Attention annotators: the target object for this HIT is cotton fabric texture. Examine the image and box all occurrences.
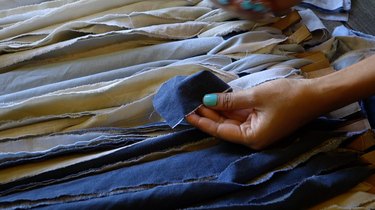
[0,0,374,209]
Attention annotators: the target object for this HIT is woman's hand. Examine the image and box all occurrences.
[186,78,318,150]
[211,0,302,21]
[186,54,375,150]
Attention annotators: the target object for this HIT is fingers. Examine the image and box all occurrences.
[185,112,250,146]
[212,0,301,19]
[195,106,224,123]
[203,91,256,111]
[196,106,243,126]
[221,109,253,122]
[213,0,272,14]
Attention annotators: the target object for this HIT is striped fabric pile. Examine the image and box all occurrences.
[0,0,375,209]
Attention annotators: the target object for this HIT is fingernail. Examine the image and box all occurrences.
[253,3,267,12]
[203,94,218,107]
[240,0,254,10]
[217,0,230,5]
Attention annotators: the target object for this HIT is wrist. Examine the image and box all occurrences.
[308,73,353,117]
[294,78,329,121]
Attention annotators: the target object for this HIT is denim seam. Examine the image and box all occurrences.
[0,176,218,209]
[0,113,96,131]
[245,153,358,205]
[0,137,219,196]
[0,25,213,71]
[3,155,360,209]
[253,167,373,207]
[0,123,176,143]
[248,136,347,185]
[0,136,146,167]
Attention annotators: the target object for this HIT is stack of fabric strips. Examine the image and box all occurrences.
[0,0,375,209]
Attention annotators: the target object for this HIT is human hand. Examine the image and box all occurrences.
[186,78,320,150]
[187,55,375,149]
[211,0,302,22]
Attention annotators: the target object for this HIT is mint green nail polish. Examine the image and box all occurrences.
[203,94,218,107]
[253,3,266,12]
[240,0,254,10]
[218,0,230,5]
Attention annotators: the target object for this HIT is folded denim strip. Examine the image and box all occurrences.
[153,70,231,128]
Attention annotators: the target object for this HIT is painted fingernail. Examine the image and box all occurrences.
[240,0,269,13]
[253,3,266,12]
[217,0,230,5]
[203,94,218,107]
[240,0,254,10]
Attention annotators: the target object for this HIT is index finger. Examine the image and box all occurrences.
[186,113,254,147]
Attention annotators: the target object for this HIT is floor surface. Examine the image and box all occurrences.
[322,0,375,35]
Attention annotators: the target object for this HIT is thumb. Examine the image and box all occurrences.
[203,90,255,111]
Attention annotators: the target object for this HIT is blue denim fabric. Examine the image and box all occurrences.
[0,128,210,196]
[361,96,375,128]
[0,134,145,168]
[11,157,370,210]
[189,151,361,208]
[193,166,373,210]
[153,71,230,128]
[0,123,188,169]
[0,3,372,210]
[0,128,368,209]
[217,130,348,183]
